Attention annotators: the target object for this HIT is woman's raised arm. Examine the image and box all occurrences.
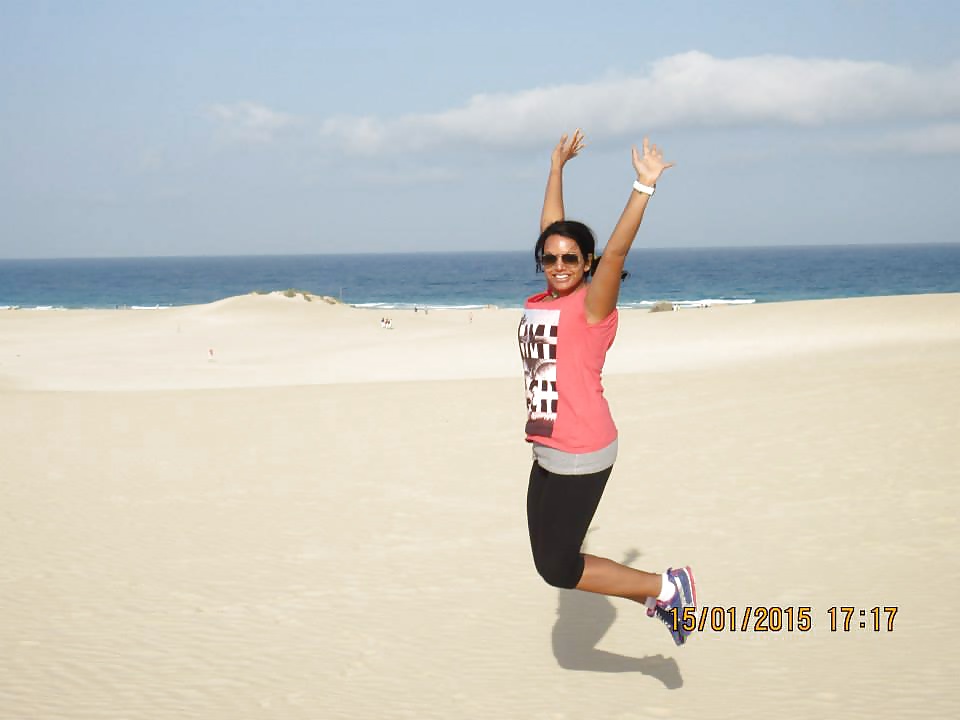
[540,129,585,233]
[585,138,674,324]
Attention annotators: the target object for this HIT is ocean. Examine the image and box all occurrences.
[1,244,958,311]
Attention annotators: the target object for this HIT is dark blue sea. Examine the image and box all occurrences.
[1,245,958,310]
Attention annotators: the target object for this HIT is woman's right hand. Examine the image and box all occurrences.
[551,129,585,171]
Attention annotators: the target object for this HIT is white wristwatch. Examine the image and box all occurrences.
[633,180,656,196]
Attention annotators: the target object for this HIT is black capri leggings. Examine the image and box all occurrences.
[526,461,612,589]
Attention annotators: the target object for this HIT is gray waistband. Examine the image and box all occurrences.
[532,437,618,475]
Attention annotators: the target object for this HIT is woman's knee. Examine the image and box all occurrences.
[533,551,583,589]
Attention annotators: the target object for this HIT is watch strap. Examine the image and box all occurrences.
[633,179,656,196]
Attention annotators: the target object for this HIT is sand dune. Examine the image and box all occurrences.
[1,293,958,718]
[1,291,956,391]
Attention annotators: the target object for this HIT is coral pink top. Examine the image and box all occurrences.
[518,284,618,453]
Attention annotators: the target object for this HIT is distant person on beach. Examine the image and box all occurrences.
[518,129,697,646]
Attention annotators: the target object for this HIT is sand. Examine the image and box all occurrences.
[1,292,958,719]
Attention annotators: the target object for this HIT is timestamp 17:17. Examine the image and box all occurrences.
[828,606,898,632]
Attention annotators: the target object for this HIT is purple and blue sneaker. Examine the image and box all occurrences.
[649,566,697,646]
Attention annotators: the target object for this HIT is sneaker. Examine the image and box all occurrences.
[650,566,697,646]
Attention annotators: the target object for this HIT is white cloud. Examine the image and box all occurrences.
[206,53,960,159]
[316,52,960,153]
[206,101,300,143]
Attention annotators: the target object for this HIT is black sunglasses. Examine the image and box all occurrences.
[541,252,583,266]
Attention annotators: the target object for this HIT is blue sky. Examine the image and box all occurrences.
[2,0,959,258]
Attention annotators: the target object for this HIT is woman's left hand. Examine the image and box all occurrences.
[632,137,674,187]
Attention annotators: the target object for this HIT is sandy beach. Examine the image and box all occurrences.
[2,292,958,719]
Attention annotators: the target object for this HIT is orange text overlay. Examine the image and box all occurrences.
[669,606,899,633]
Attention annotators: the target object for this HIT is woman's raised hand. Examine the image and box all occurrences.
[551,129,585,171]
[632,137,674,187]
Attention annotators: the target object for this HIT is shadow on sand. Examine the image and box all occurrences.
[550,548,683,689]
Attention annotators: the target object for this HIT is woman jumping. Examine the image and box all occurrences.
[518,129,696,646]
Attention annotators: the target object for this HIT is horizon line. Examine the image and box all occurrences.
[4,241,959,263]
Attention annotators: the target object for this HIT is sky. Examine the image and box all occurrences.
[2,0,959,259]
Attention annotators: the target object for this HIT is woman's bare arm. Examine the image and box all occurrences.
[585,138,674,324]
[540,129,585,232]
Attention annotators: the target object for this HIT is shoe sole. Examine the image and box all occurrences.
[667,566,698,646]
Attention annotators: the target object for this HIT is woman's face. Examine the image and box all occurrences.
[542,234,590,297]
